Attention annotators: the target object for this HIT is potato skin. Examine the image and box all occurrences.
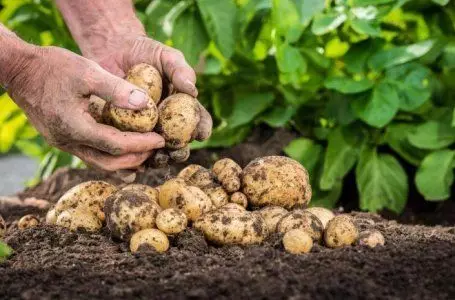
[305,207,335,229]
[156,93,201,149]
[147,149,170,168]
[122,184,159,203]
[126,63,163,103]
[283,229,313,254]
[156,208,188,235]
[88,95,106,123]
[130,228,169,253]
[17,215,39,230]
[242,156,312,209]
[222,203,246,211]
[194,206,268,245]
[230,192,248,208]
[358,230,385,248]
[277,210,323,241]
[177,164,205,182]
[104,190,162,240]
[56,209,102,232]
[204,186,229,208]
[45,209,57,225]
[212,158,242,193]
[324,215,359,248]
[55,181,117,222]
[0,214,6,238]
[257,206,288,234]
[169,146,191,163]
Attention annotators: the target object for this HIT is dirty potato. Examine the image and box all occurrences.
[104,190,162,240]
[358,230,385,248]
[55,181,117,222]
[222,203,246,211]
[177,164,205,182]
[130,228,169,253]
[156,93,201,149]
[122,184,159,203]
[0,214,5,238]
[156,208,188,235]
[277,210,323,241]
[194,206,268,245]
[56,209,102,232]
[17,215,39,230]
[305,207,335,229]
[204,185,229,208]
[88,95,106,123]
[45,208,57,225]
[126,63,163,103]
[242,156,312,209]
[283,229,313,254]
[169,146,191,163]
[212,158,242,193]
[257,206,288,234]
[147,149,170,168]
[324,215,359,249]
[230,192,248,208]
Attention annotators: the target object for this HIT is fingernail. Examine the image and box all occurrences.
[129,89,147,107]
[184,79,196,95]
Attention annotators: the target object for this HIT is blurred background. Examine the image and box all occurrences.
[0,0,454,215]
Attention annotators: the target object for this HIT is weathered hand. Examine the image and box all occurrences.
[7,45,165,171]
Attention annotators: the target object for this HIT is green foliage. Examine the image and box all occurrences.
[1,0,455,213]
[0,241,13,261]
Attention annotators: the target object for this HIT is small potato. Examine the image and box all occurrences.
[156,208,188,235]
[324,215,359,249]
[147,149,170,168]
[204,185,229,208]
[242,156,312,209]
[177,164,205,182]
[122,184,159,203]
[56,209,102,232]
[169,146,191,163]
[257,206,288,234]
[212,158,242,193]
[283,229,313,254]
[88,95,106,123]
[130,228,169,253]
[45,209,58,225]
[358,230,385,248]
[230,192,248,208]
[305,207,335,229]
[194,206,268,245]
[158,179,212,222]
[18,215,39,230]
[277,210,323,241]
[182,167,215,190]
[156,93,201,149]
[0,214,6,238]
[55,181,117,222]
[126,63,163,103]
[104,190,162,240]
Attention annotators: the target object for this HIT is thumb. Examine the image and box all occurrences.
[91,66,149,110]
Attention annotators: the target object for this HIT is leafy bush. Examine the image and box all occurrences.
[1,0,455,213]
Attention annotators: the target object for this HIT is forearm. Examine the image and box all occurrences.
[55,0,145,60]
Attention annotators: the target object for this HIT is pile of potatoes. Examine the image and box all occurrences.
[39,155,384,254]
[89,63,209,166]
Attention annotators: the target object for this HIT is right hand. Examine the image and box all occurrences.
[6,45,165,171]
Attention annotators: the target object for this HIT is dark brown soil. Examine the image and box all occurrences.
[2,127,455,299]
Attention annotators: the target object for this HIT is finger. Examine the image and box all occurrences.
[195,103,213,141]
[161,48,198,97]
[88,64,150,110]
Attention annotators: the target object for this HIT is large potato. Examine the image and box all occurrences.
[257,206,288,233]
[324,215,358,248]
[242,156,312,209]
[277,210,323,241]
[158,178,212,221]
[126,63,163,103]
[305,207,334,229]
[212,158,242,193]
[56,209,102,232]
[104,190,162,240]
[194,206,268,245]
[156,93,201,149]
[122,184,159,203]
[55,181,117,221]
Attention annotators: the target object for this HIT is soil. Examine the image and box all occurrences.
[1,127,455,299]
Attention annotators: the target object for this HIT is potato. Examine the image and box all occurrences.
[222,203,246,211]
[45,208,57,225]
[147,149,170,168]
[177,164,205,182]
[126,63,163,103]
[104,190,162,240]
[169,146,190,163]
[55,181,117,222]
[257,206,288,234]
[283,229,313,254]
[122,184,159,203]
[230,192,248,208]
[324,215,359,248]
[156,93,201,149]
[277,210,323,241]
[17,215,40,230]
[179,166,214,189]
[358,230,385,248]
[242,156,312,209]
[194,206,268,245]
[130,228,169,253]
[305,207,334,229]
[56,209,102,232]
[0,214,6,238]
[158,178,212,222]
[212,158,242,193]
[88,95,106,123]
[156,208,188,235]
[204,186,229,208]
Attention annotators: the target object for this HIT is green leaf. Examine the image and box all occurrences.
[350,19,380,36]
[352,82,400,128]
[284,138,323,175]
[368,40,435,71]
[295,0,325,27]
[0,113,28,153]
[261,106,296,128]
[311,12,347,35]
[344,39,383,74]
[276,43,307,73]
[324,77,374,94]
[452,107,455,127]
[161,0,191,37]
[415,150,455,201]
[325,94,357,125]
[196,0,237,58]
[191,126,251,149]
[351,0,395,4]
[0,242,13,261]
[144,0,180,41]
[431,0,449,5]
[385,63,432,111]
[320,127,363,190]
[227,92,275,128]
[385,123,428,166]
[172,10,210,66]
[356,147,408,213]
[15,140,43,158]
[407,121,455,150]
[310,182,343,208]
[272,0,301,40]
